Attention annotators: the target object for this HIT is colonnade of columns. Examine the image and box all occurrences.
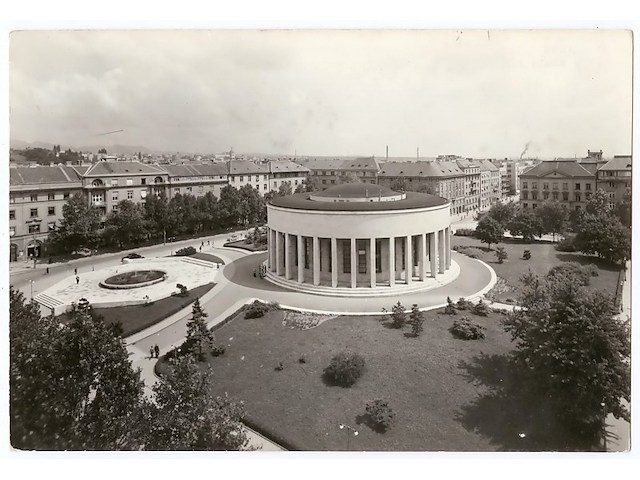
[267,227,451,289]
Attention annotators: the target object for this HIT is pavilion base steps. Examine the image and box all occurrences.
[34,293,64,314]
[180,257,216,269]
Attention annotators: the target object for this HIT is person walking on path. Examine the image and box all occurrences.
[154,344,160,358]
[74,267,77,275]
[75,275,80,285]
[150,346,155,359]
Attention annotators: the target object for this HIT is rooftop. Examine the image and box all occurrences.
[270,183,448,211]
[520,160,594,178]
[600,156,632,172]
[84,161,166,176]
[9,165,83,186]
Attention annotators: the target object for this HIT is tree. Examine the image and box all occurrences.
[184,298,214,360]
[614,188,631,228]
[10,289,147,450]
[144,191,172,238]
[573,212,630,265]
[495,246,507,264]
[276,182,293,197]
[238,184,265,226]
[391,301,406,329]
[48,193,102,253]
[507,209,544,242]
[408,304,425,337]
[502,272,630,447]
[295,176,319,193]
[218,186,242,228]
[485,201,516,227]
[147,355,248,450]
[475,216,504,250]
[390,177,407,192]
[339,171,361,184]
[105,200,148,247]
[537,201,568,242]
[585,189,610,217]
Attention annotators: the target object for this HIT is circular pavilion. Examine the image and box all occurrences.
[265,184,454,296]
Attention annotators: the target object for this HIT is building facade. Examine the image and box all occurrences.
[596,155,632,209]
[268,160,310,192]
[9,166,84,261]
[294,157,380,189]
[266,184,452,295]
[163,163,228,199]
[519,160,596,211]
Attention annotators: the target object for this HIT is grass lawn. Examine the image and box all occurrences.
[58,283,215,338]
[191,252,225,264]
[160,306,516,451]
[451,236,621,304]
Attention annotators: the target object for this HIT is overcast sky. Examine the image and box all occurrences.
[9,30,632,158]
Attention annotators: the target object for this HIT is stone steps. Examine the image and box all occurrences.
[34,293,64,310]
[180,256,216,269]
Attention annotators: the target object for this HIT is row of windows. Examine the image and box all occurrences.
[522,181,592,191]
[10,206,58,220]
[521,191,593,202]
[10,192,72,203]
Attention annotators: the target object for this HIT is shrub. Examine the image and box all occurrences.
[456,297,474,311]
[323,351,365,387]
[444,296,457,315]
[472,299,491,317]
[210,345,226,357]
[523,249,531,260]
[555,237,576,252]
[408,304,425,337]
[365,399,395,431]
[495,246,508,264]
[244,300,270,319]
[390,301,406,329]
[547,263,593,286]
[298,355,307,364]
[175,246,197,256]
[450,317,486,340]
[275,362,284,371]
[454,228,476,237]
[453,245,485,259]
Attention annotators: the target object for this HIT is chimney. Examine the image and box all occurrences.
[386,145,389,161]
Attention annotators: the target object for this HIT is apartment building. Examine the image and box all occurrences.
[455,158,481,214]
[477,159,502,208]
[164,163,228,199]
[597,155,632,208]
[294,156,380,189]
[9,166,84,261]
[519,160,596,211]
[228,160,270,193]
[376,160,466,215]
[268,160,310,192]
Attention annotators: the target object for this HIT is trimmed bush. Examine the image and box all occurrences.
[244,300,270,319]
[555,237,576,252]
[175,283,188,297]
[323,351,365,387]
[210,345,226,357]
[444,296,457,315]
[523,249,531,260]
[472,299,491,317]
[454,228,476,237]
[547,263,594,286]
[408,304,425,337]
[456,297,474,311]
[365,399,395,431]
[450,317,486,340]
[390,301,406,329]
[175,246,197,256]
[495,246,508,264]
[452,245,485,259]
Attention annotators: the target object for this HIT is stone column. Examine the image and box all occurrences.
[445,226,451,269]
[297,234,304,283]
[350,238,357,288]
[438,229,445,274]
[405,235,412,285]
[429,231,437,278]
[313,236,320,286]
[369,237,376,288]
[331,237,338,288]
[419,233,426,281]
[388,236,395,287]
[284,233,292,280]
[275,231,283,276]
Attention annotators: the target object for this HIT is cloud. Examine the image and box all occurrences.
[9,30,633,157]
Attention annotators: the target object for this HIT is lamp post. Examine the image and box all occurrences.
[339,423,358,451]
[601,402,607,452]
[29,280,34,300]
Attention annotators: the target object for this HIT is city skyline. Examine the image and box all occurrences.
[10,30,633,158]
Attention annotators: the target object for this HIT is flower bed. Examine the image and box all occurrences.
[100,270,167,289]
[282,311,335,330]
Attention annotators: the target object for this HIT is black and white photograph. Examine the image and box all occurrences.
[3,15,635,470]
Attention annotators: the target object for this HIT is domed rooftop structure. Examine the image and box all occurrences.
[270,183,448,211]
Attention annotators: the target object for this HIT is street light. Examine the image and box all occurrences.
[601,402,607,451]
[339,423,358,450]
[29,280,34,300]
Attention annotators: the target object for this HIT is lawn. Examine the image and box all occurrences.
[451,236,621,304]
[160,306,516,451]
[191,252,225,264]
[58,282,216,338]
[223,239,267,252]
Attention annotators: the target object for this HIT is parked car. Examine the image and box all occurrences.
[122,252,144,262]
[75,248,96,257]
[227,234,239,242]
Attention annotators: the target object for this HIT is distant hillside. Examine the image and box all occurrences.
[11,139,157,155]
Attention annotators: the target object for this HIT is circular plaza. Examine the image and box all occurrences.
[265,184,457,296]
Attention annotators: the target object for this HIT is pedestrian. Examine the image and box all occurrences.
[201,241,204,247]
[199,245,202,252]
[154,344,160,358]
[150,346,154,359]
[46,267,49,275]
[76,275,80,285]
[74,267,77,275]
[207,240,210,246]
[253,269,256,277]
